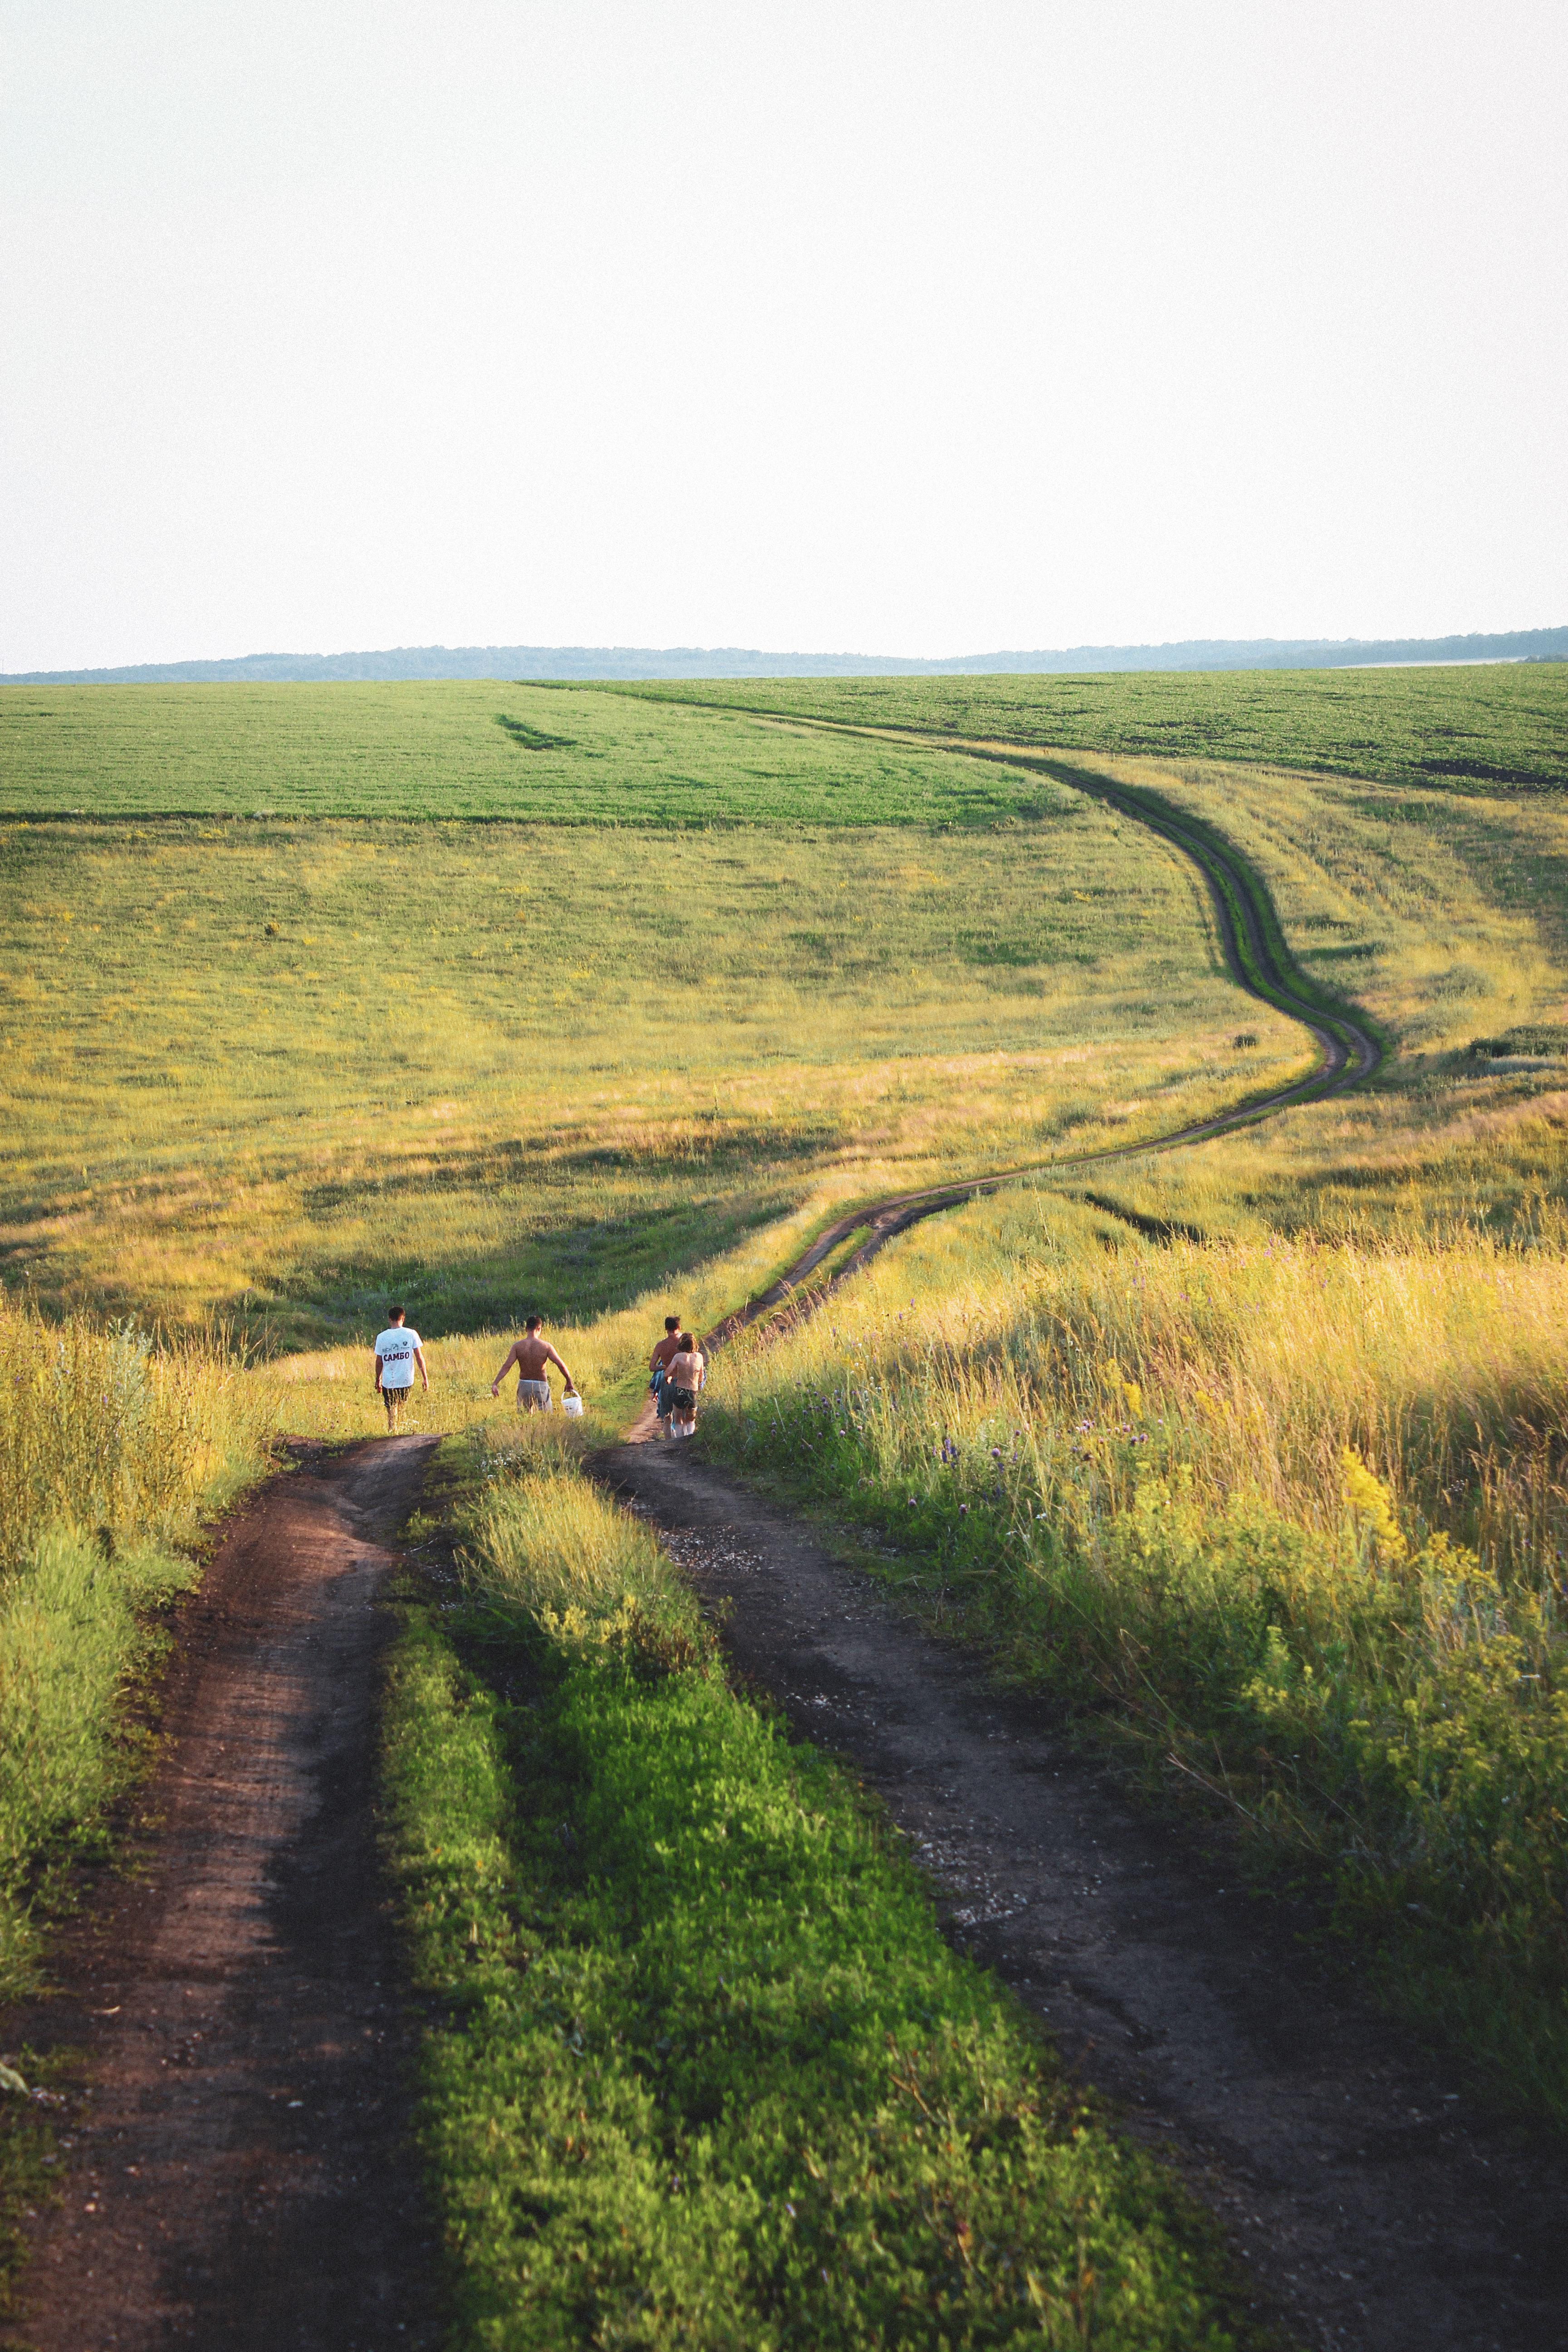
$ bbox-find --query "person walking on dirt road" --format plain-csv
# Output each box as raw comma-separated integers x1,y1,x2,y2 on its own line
649,1314,683,1435
491,1315,578,1412
666,1331,704,1440
373,1307,428,1428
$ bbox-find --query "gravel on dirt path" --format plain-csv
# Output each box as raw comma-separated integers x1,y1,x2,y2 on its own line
1,1436,442,2352
598,1438,1568,2352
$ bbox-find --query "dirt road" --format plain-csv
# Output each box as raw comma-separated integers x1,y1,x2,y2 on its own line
2,1439,440,2352
641,741,1383,1377
0,760,1494,2346
601,1439,1568,2352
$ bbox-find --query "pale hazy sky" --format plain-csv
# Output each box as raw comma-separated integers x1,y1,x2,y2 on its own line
3,0,1563,671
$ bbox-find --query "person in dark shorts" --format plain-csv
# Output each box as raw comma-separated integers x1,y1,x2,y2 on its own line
666,1331,704,1440
649,1315,683,1435
373,1306,428,1428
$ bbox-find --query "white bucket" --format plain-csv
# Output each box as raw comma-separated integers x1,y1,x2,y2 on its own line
562,1392,584,1418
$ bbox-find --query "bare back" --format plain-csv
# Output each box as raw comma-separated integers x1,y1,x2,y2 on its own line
669,1348,704,1392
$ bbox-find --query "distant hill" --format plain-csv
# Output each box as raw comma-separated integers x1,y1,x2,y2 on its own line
5,626,1565,686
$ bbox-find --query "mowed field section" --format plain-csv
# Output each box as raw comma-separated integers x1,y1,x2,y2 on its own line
617,659,1568,791
1,685,1310,1346
0,679,1062,823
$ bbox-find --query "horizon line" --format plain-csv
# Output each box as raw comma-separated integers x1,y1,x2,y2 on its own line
4,621,1565,688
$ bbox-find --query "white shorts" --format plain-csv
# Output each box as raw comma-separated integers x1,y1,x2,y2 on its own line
517,1379,552,1411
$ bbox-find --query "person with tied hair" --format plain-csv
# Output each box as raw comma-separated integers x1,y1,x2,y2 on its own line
490,1314,578,1413
373,1305,428,1429
665,1330,704,1440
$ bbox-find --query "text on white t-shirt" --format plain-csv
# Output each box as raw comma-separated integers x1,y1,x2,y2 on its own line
375,1327,421,1387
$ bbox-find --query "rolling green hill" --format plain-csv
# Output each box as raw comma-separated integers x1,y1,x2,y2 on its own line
617,662,1568,792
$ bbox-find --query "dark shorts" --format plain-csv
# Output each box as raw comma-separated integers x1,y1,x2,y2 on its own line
668,1386,696,1415
382,1383,413,1406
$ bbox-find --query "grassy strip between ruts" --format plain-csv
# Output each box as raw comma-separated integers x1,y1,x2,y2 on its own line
380,1431,1260,2350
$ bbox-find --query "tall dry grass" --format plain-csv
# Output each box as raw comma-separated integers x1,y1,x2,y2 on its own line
0,1299,268,1568
703,1189,1568,2110
0,1298,271,1996
715,1195,1568,1581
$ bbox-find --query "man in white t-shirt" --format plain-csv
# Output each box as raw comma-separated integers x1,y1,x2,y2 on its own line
373,1306,428,1428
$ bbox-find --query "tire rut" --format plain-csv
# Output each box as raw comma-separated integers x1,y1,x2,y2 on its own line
597,756,1538,2341
0,730,1418,2345
598,1443,1568,2352
1,1437,441,2352
686,726,1380,1358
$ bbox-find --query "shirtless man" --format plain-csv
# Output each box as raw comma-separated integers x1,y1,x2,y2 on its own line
490,1314,577,1411
648,1314,683,1436
665,1331,704,1439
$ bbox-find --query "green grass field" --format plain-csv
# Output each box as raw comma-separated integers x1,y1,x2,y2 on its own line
0,681,1056,825
2,690,1318,1347
7,678,1565,1355
616,662,1568,793
5,669,1568,2330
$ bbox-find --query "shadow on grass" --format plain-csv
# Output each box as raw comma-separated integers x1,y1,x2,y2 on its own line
245,1188,795,1355
294,1124,839,1225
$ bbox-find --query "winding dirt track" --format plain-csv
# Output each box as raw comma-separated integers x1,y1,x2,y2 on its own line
629,738,1374,1426
7,762,1556,2349
1,1441,441,2351
693,734,1381,1357
595,1448,1568,2352
600,753,1568,2347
